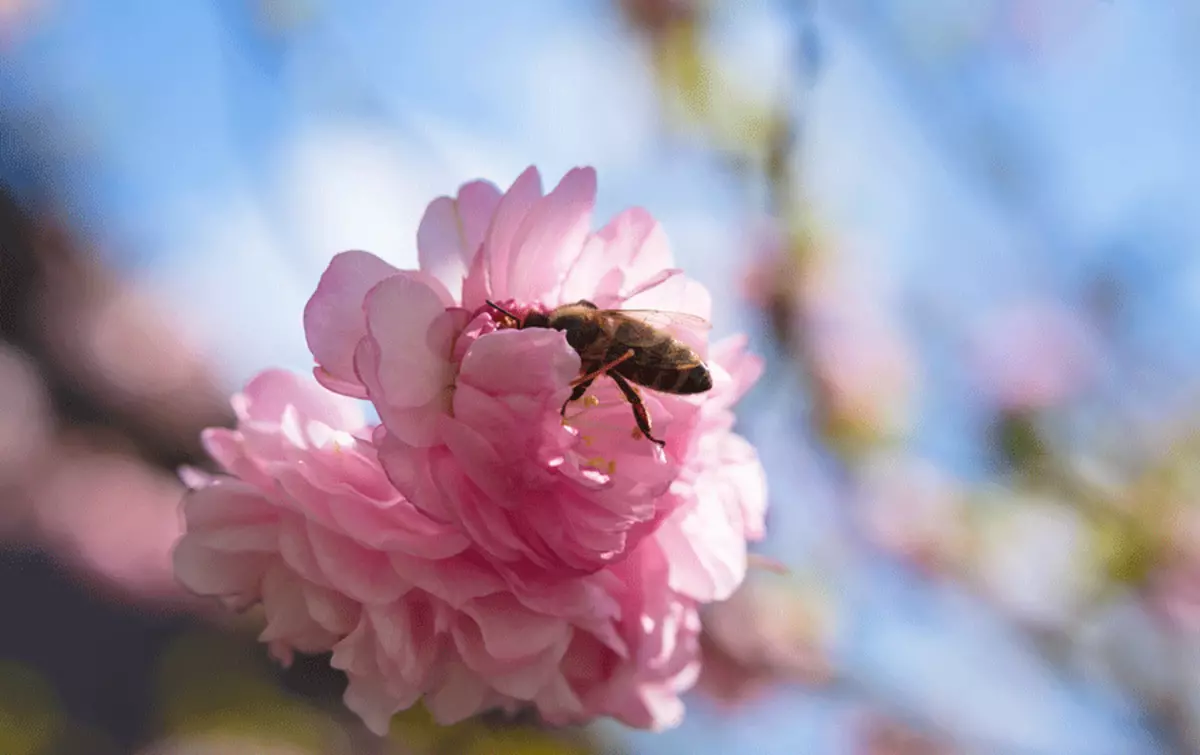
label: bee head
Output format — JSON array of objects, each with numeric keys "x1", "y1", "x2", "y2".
[{"x1": 518, "y1": 311, "x2": 548, "y2": 329}]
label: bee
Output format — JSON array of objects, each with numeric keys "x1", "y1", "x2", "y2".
[{"x1": 486, "y1": 299, "x2": 713, "y2": 446}]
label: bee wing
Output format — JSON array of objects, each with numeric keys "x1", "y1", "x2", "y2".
[
  {"x1": 604, "y1": 309, "x2": 712, "y2": 357},
  {"x1": 615, "y1": 310, "x2": 713, "y2": 332}
]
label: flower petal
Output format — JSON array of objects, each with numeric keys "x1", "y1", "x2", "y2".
[
  {"x1": 360, "y1": 272, "x2": 455, "y2": 410},
  {"x1": 561, "y1": 207, "x2": 670, "y2": 305},
  {"x1": 238, "y1": 368, "x2": 365, "y2": 431},
  {"x1": 458, "y1": 328, "x2": 580, "y2": 397},
  {"x1": 304, "y1": 251, "x2": 401, "y2": 394},
  {"x1": 172, "y1": 536, "x2": 270, "y2": 599},
  {"x1": 484, "y1": 167, "x2": 543, "y2": 299},
  {"x1": 507, "y1": 167, "x2": 596, "y2": 303},
  {"x1": 418, "y1": 181, "x2": 503, "y2": 297}
]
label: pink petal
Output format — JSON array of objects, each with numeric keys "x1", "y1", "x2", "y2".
[
  {"x1": 344, "y1": 673, "x2": 415, "y2": 736},
  {"x1": 359, "y1": 272, "x2": 455, "y2": 410},
  {"x1": 451, "y1": 618, "x2": 567, "y2": 699},
  {"x1": 418, "y1": 181, "x2": 503, "y2": 296},
  {"x1": 275, "y1": 466, "x2": 469, "y2": 558},
  {"x1": 710, "y1": 335, "x2": 764, "y2": 405},
  {"x1": 561, "y1": 207, "x2": 670, "y2": 304},
  {"x1": 388, "y1": 551, "x2": 508, "y2": 608},
  {"x1": 330, "y1": 614, "x2": 379, "y2": 676},
  {"x1": 463, "y1": 594, "x2": 571, "y2": 660},
  {"x1": 304, "y1": 582, "x2": 361, "y2": 635},
  {"x1": 172, "y1": 536, "x2": 270, "y2": 598},
  {"x1": 621, "y1": 271, "x2": 712, "y2": 320},
  {"x1": 306, "y1": 521, "x2": 410, "y2": 604},
  {"x1": 238, "y1": 368, "x2": 364, "y2": 431},
  {"x1": 718, "y1": 434, "x2": 768, "y2": 541},
  {"x1": 358, "y1": 341, "x2": 445, "y2": 447},
  {"x1": 277, "y1": 515, "x2": 332, "y2": 588},
  {"x1": 458, "y1": 328, "x2": 580, "y2": 397},
  {"x1": 484, "y1": 167, "x2": 544, "y2": 299},
  {"x1": 507, "y1": 167, "x2": 597, "y2": 303},
  {"x1": 313, "y1": 366, "x2": 371, "y2": 399},
  {"x1": 177, "y1": 465, "x2": 214, "y2": 489},
  {"x1": 180, "y1": 483, "x2": 280, "y2": 551},
  {"x1": 258, "y1": 565, "x2": 338, "y2": 651},
  {"x1": 425, "y1": 661, "x2": 490, "y2": 724},
  {"x1": 369, "y1": 598, "x2": 441, "y2": 684},
  {"x1": 461, "y1": 238, "x2": 492, "y2": 311},
  {"x1": 304, "y1": 251, "x2": 401, "y2": 393},
  {"x1": 657, "y1": 494, "x2": 745, "y2": 603}
]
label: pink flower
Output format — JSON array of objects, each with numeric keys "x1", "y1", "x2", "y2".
[
  {"x1": 176, "y1": 166, "x2": 766, "y2": 735},
  {"x1": 968, "y1": 301, "x2": 1100, "y2": 412},
  {"x1": 798, "y1": 256, "x2": 917, "y2": 441},
  {"x1": 32, "y1": 440, "x2": 190, "y2": 605},
  {"x1": 856, "y1": 454, "x2": 966, "y2": 577},
  {"x1": 852, "y1": 711, "x2": 951, "y2": 755},
  {"x1": 0, "y1": 344, "x2": 52, "y2": 506},
  {"x1": 695, "y1": 573, "x2": 835, "y2": 706},
  {"x1": 1146, "y1": 506, "x2": 1200, "y2": 634}
]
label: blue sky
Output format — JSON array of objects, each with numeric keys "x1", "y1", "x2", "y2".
[{"x1": 3, "y1": 1, "x2": 1197, "y2": 752}]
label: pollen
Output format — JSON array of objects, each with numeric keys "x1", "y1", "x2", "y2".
[
  {"x1": 583, "y1": 395, "x2": 601, "y2": 408},
  {"x1": 584, "y1": 456, "x2": 618, "y2": 477}
]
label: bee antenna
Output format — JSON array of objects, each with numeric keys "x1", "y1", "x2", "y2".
[{"x1": 485, "y1": 300, "x2": 520, "y2": 321}]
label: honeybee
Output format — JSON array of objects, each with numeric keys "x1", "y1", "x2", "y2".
[{"x1": 486, "y1": 299, "x2": 713, "y2": 446}]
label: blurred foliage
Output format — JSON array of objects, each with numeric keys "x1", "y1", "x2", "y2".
[
  {"x1": 0, "y1": 660, "x2": 61, "y2": 755},
  {"x1": 153, "y1": 631, "x2": 338, "y2": 750}
]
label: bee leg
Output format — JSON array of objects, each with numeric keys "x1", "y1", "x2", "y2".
[
  {"x1": 561, "y1": 376, "x2": 596, "y2": 415},
  {"x1": 609, "y1": 372, "x2": 665, "y2": 447},
  {"x1": 570, "y1": 350, "x2": 635, "y2": 387}
]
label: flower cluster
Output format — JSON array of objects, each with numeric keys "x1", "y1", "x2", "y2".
[{"x1": 173, "y1": 167, "x2": 767, "y2": 734}]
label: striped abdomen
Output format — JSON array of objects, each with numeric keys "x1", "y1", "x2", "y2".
[
  {"x1": 611, "y1": 337, "x2": 713, "y2": 395},
  {"x1": 617, "y1": 359, "x2": 713, "y2": 394}
]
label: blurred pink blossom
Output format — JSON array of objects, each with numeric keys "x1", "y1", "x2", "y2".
[
  {"x1": 852, "y1": 711, "x2": 951, "y2": 755},
  {"x1": 0, "y1": 0, "x2": 43, "y2": 50},
  {"x1": 32, "y1": 439, "x2": 189, "y2": 604},
  {"x1": 696, "y1": 574, "x2": 835, "y2": 706},
  {"x1": 36, "y1": 269, "x2": 227, "y2": 441},
  {"x1": 177, "y1": 166, "x2": 767, "y2": 735},
  {"x1": 968, "y1": 301, "x2": 1100, "y2": 412},
  {"x1": 799, "y1": 258, "x2": 917, "y2": 440},
  {"x1": 857, "y1": 454, "x2": 966, "y2": 578},
  {"x1": 0, "y1": 344, "x2": 53, "y2": 503},
  {"x1": 1147, "y1": 506, "x2": 1200, "y2": 634}
]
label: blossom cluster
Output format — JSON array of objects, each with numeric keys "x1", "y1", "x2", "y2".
[{"x1": 172, "y1": 167, "x2": 767, "y2": 734}]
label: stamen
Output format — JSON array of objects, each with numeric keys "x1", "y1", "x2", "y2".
[
  {"x1": 582, "y1": 456, "x2": 619, "y2": 477},
  {"x1": 564, "y1": 393, "x2": 609, "y2": 422}
]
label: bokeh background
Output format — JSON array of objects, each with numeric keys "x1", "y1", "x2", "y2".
[{"x1": 2, "y1": 1, "x2": 1198, "y2": 753}]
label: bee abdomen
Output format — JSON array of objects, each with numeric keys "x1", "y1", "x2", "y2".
[{"x1": 633, "y1": 364, "x2": 712, "y2": 394}]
